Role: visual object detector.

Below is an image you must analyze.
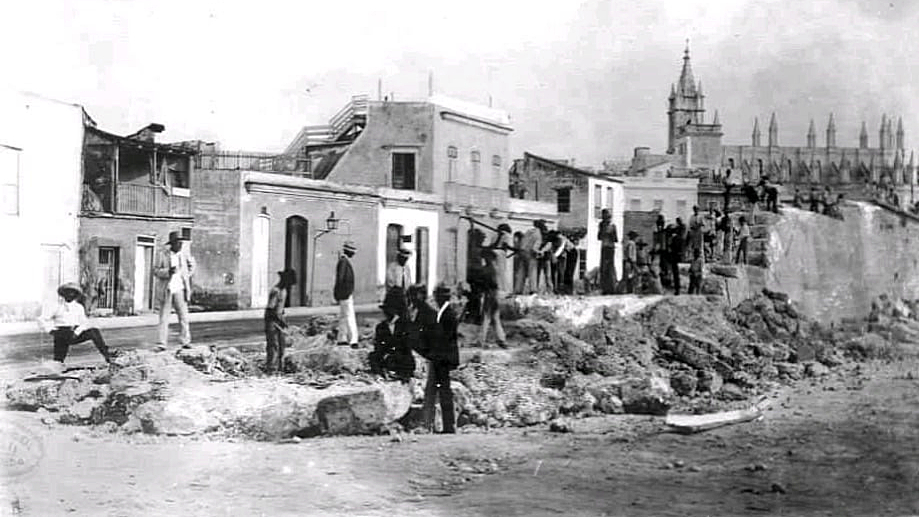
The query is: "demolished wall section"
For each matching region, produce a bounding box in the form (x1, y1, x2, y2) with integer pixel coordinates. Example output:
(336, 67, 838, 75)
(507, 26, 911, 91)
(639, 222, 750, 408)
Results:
(764, 203, 919, 324)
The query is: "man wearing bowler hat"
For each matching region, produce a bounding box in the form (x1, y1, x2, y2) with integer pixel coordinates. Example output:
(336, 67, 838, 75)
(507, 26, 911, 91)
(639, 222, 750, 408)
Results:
(154, 230, 196, 350)
(334, 240, 359, 347)
(264, 269, 297, 373)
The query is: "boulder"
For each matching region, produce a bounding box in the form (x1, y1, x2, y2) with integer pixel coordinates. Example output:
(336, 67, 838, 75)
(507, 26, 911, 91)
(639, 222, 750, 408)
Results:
(508, 319, 556, 342)
(175, 345, 217, 374)
(659, 336, 732, 378)
(803, 361, 830, 378)
(58, 397, 105, 425)
(284, 345, 366, 375)
(700, 277, 725, 296)
(134, 400, 218, 436)
(5, 376, 95, 412)
(762, 289, 790, 303)
(698, 370, 723, 394)
(619, 375, 673, 415)
(215, 347, 252, 376)
(666, 326, 728, 358)
(719, 382, 747, 401)
(314, 382, 413, 436)
(670, 371, 698, 396)
(776, 362, 805, 380)
(710, 265, 740, 278)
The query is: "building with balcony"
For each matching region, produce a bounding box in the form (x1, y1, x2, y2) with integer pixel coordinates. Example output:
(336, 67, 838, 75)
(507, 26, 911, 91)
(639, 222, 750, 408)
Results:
(509, 152, 624, 280)
(0, 90, 85, 322)
(79, 122, 197, 315)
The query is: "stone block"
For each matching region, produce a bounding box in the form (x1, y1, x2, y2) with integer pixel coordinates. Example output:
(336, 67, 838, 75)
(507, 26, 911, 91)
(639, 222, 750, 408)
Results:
(175, 345, 217, 374)
(698, 370, 723, 394)
(709, 265, 740, 278)
(134, 400, 218, 436)
(314, 382, 413, 436)
(670, 371, 698, 396)
(618, 375, 673, 415)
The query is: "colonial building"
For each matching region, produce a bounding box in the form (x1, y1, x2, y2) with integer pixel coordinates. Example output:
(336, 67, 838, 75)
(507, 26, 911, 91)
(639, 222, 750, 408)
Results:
(0, 90, 85, 322)
(192, 94, 557, 309)
(79, 122, 197, 315)
(509, 152, 624, 278)
(629, 44, 917, 209)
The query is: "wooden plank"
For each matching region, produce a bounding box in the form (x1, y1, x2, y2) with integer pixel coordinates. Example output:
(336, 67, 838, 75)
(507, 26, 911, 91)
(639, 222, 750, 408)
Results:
(665, 399, 770, 434)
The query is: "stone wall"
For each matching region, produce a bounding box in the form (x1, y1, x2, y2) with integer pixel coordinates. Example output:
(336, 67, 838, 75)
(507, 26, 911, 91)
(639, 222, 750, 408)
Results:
(190, 169, 243, 310)
(763, 203, 919, 324)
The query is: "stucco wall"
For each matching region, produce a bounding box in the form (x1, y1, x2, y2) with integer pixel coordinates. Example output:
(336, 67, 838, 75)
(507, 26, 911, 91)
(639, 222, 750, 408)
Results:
(585, 178, 624, 278)
(190, 169, 243, 310)
(431, 107, 510, 193)
(622, 176, 698, 227)
(326, 102, 435, 192)
(0, 91, 83, 321)
(764, 203, 919, 324)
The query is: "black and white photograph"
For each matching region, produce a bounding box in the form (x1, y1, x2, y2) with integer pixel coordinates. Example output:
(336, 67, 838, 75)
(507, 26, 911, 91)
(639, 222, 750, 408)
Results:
(2, 0, 919, 515)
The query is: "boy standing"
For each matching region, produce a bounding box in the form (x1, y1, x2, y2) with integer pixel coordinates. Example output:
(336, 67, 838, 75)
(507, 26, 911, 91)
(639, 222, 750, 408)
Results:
(688, 248, 704, 294)
(264, 269, 296, 374)
(40, 283, 113, 366)
(735, 216, 751, 265)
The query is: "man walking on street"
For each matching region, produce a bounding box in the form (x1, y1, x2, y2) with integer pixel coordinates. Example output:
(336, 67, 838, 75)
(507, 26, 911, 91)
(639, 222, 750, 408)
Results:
(334, 241, 359, 347)
(264, 269, 296, 374)
(155, 231, 196, 350)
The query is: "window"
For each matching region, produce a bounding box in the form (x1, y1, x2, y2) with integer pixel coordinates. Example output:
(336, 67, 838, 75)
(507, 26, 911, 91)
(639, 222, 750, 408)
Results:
(415, 227, 429, 286)
(578, 248, 587, 280)
(392, 152, 416, 190)
(96, 247, 119, 311)
(447, 146, 458, 181)
(606, 187, 613, 209)
(0, 145, 21, 216)
(676, 199, 687, 214)
(557, 188, 571, 213)
(491, 155, 502, 188)
(629, 199, 642, 211)
(181, 227, 192, 241)
(594, 185, 602, 217)
(653, 199, 664, 212)
(470, 150, 481, 182)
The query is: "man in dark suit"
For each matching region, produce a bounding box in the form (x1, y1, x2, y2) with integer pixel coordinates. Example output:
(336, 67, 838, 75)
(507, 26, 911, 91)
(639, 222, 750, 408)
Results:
(410, 284, 458, 434)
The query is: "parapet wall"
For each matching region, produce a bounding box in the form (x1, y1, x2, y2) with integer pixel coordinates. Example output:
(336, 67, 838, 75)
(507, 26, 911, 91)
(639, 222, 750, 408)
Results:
(763, 203, 919, 324)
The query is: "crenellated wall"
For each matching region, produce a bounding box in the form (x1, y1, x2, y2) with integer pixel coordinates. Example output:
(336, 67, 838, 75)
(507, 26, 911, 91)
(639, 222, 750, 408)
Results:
(762, 202, 919, 324)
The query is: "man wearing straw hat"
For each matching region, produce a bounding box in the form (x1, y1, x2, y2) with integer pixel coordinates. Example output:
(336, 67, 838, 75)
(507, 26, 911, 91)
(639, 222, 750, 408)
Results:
(39, 283, 113, 366)
(154, 231, 196, 350)
(334, 240, 359, 347)
(385, 247, 413, 305)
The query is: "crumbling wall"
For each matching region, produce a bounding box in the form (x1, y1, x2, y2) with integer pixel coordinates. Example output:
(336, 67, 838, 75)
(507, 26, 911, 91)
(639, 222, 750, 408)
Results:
(764, 203, 919, 324)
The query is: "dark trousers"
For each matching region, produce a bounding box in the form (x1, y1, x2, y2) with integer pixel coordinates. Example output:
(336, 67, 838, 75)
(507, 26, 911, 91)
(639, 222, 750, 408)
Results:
(723, 190, 732, 213)
(688, 273, 702, 294)
(563, 249, 578, 294)
(735, 237, 749, 264)
(52, 327, 110, 363)
(554, 255, 567, 294)
(669, 255, 682, 295)
(265, 320, 286, 372)
(599, 246, 617, 294)
(422, 361, 456, 433)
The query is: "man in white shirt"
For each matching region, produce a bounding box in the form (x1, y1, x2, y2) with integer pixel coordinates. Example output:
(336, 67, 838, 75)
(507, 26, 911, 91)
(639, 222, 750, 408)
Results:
(39, 283, 113, 365)
(154, 231, 196, 349)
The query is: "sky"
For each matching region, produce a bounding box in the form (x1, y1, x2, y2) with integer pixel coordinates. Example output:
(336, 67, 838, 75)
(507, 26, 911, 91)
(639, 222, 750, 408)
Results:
(4, 0, 918, 167)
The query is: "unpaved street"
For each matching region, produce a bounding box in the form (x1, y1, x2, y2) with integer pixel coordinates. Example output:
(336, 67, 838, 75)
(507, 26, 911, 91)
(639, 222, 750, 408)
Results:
(3, 359, 918, 517)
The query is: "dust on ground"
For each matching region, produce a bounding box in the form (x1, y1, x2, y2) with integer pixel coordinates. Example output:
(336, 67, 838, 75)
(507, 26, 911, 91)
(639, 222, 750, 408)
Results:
(3, 358, 919, 517)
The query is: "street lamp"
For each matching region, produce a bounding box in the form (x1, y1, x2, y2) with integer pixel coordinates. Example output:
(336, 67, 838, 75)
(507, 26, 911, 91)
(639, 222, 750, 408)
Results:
(308, 212, 340, 307)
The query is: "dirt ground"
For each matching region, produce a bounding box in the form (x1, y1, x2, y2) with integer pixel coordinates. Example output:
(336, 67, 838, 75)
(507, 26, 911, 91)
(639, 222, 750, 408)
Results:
(2, 358, 919, 517)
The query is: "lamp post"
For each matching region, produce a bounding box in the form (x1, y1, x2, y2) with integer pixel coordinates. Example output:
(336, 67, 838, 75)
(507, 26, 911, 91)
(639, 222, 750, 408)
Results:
(308, 211, 340, 307)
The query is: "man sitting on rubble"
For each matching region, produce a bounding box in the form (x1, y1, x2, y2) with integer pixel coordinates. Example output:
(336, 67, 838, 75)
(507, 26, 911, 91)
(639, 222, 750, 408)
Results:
(40, 283, 115, 370)
(370, 289, 415, 382)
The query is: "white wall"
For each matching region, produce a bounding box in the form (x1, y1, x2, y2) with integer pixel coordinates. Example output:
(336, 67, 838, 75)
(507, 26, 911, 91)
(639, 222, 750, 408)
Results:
(377, 205, 439, 296)
(623, 176, 699, 225)
(0, 90, 83, 321)
(585, 178, 625, 280)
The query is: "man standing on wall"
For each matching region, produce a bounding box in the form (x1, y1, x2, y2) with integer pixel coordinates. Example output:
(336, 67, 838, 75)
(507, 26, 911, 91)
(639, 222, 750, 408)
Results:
(155, 231, 196, 350)
(598, 208, 619, 295)
(334, 241, 359, 347)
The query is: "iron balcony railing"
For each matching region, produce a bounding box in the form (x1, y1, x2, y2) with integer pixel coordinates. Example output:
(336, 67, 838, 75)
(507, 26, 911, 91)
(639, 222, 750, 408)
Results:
(116, 183, 191, 217)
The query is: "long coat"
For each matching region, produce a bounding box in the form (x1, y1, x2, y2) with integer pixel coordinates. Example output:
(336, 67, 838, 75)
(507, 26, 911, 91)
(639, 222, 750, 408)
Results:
(153, 247, 196, 309)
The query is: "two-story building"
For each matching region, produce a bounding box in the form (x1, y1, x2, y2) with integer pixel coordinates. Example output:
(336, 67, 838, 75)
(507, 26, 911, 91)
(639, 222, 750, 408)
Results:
(79, 123, 197, 315)
(0, 90, 85, 322)
(509, 152, 624, 280)
(191, 94, 557, 309)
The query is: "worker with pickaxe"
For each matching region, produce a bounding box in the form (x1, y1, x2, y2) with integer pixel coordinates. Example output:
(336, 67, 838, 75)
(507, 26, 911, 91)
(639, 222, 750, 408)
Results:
(264, 269, 297, 374)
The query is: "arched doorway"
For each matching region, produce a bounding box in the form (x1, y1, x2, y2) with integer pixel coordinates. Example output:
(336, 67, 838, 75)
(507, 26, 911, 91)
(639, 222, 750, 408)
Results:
(285, 216, 308, 306)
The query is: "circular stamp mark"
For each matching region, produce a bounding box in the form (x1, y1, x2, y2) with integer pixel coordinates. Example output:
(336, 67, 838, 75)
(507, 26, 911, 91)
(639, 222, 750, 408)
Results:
(0, 421, 44, 478)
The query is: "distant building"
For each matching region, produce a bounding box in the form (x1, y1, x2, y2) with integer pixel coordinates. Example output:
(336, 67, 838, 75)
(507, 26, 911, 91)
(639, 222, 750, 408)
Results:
(0, 91, 85, 322)
(509, 152, 624, 279)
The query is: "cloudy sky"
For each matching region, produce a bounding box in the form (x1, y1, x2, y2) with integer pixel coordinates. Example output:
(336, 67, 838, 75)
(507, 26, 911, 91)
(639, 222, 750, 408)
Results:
(5, 0, 918, 166)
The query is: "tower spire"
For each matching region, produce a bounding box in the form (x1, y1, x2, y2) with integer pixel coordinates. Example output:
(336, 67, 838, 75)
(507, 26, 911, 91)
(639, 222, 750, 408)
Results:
(677, 39, 697, 96)
(768, 112, 778, 147)
(752, 117, 761, 147)
(859, 120, 868, 148)
(712, 109, 720, 125)
(880, 115, 887, 150)
(826, 113, 836, 148)
(897, 116, 904, 149)
(807, 119, 816, 148)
